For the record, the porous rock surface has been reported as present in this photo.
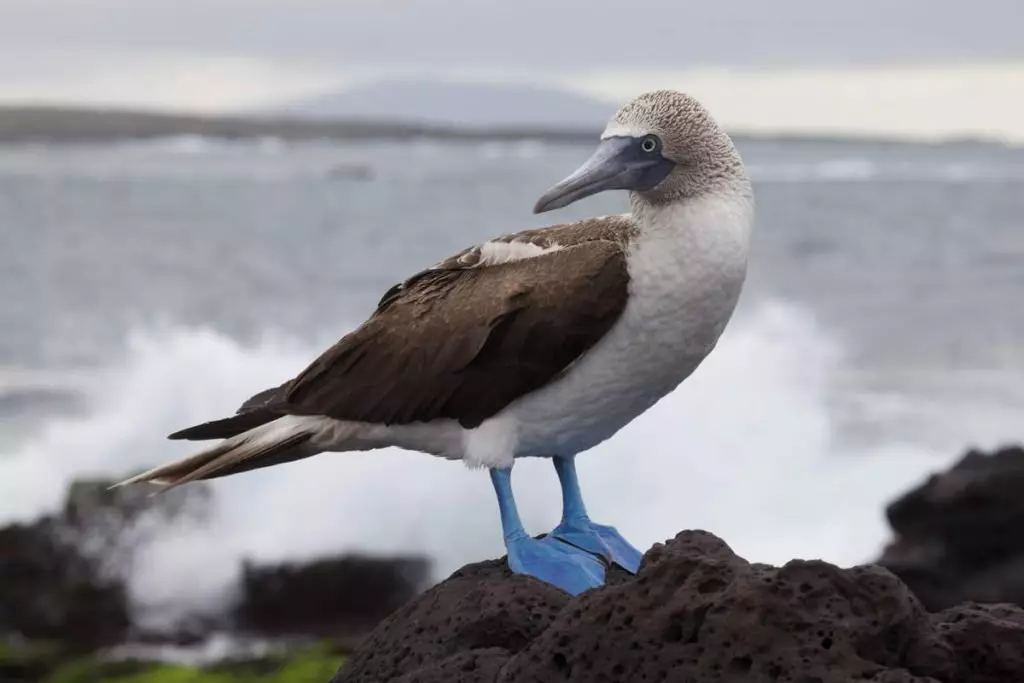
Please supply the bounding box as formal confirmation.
[333,530,1024,683]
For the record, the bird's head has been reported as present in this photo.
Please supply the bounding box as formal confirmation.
[534,90,744,214]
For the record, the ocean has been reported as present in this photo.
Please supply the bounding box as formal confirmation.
[1,135,1022,625]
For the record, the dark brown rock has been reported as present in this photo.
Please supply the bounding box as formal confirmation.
[333,530,1024,683]
[0,477,433,656]
[330,558,567,683]
[879,445,1024,611]
[931,603,1024,683]
[389,648,510,683]
[0,520,130,651]
[234,554,430,638]
[0,479,213,651]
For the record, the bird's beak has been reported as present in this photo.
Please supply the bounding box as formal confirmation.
[533,136,664,214]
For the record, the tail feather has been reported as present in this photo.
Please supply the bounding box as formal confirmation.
[112,441,238,488]
[169,383,289,441]
[113,417,319,492]
[167,409,279,441]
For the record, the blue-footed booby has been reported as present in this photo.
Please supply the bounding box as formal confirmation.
[115,90,754,595]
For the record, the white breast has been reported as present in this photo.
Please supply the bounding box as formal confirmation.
[497,191,754,463]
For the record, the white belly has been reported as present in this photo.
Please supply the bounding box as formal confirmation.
[513,246,745,458]
[339,193,753,469]
[478,193,752,467]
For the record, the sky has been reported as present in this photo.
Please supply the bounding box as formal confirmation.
[1,0,1022,140]
[1,0,1021,107]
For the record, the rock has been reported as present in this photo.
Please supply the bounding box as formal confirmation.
[0,479,214,651]
[333,530,1024,683]
[0,477,432,659]
[932,603,1024,683]
[234,554,430,638]
[0,519,130,651]
[878,445,1024,611]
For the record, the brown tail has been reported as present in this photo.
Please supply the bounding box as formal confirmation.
[168,385,288,441]
[113,417,319,492]
[168,407,284,441]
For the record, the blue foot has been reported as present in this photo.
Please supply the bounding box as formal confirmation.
[506,533,606,596]
[549,456,644,573]
[551,519,643,574]
[490,466,606,595]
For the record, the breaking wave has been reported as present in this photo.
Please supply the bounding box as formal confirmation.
[0,301,965,625]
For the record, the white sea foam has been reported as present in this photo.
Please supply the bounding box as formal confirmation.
[0,301,989,627]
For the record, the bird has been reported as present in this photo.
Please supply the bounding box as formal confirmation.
[113,90,754,596]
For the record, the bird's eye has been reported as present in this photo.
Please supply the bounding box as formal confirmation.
[640,135,659,153]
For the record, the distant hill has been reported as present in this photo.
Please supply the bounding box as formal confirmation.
[0,102,997,147]
[280,80,615,130]
[0,106,598,144]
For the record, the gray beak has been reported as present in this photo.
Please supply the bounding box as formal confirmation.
[533,136,671,214]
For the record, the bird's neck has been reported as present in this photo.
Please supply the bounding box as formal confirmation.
[617,187,753,366]
[629,185,754,256]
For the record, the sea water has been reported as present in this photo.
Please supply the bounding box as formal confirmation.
[0,136,1021,625]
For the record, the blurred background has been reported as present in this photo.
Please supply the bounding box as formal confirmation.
[1,1,1022,681]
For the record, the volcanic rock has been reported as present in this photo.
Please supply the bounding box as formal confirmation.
[879,445,1024,611]
[0,520,130,651]
[0,479,211,650]
[1,478,431,653]
[235,554,430,638]
[333,530,1024,683]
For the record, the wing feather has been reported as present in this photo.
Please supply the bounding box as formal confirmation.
[167,215,637,440]
[279,240,628,428]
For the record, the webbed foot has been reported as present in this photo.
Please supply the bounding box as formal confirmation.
[505,532,606,595]
[551,519,643,573]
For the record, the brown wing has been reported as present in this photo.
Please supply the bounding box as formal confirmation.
[169,215,637,441]
[278,240,628,428]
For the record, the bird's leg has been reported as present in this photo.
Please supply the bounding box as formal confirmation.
[549,455,644,573]
[489,466,605,595]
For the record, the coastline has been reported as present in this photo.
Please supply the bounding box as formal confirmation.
[0,105,1019,149]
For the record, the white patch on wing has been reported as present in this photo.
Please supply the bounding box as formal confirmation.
[462,414,519,468]
[477,239,562,266]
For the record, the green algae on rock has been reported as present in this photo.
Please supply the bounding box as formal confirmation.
[41,644,345,683]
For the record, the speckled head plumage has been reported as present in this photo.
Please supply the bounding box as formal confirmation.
[606,90,748,204]
[606,91,721,149]
[534,90,749,213]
